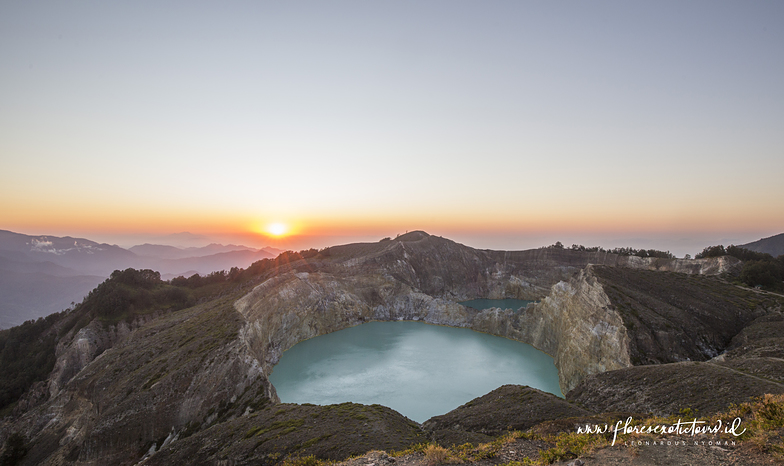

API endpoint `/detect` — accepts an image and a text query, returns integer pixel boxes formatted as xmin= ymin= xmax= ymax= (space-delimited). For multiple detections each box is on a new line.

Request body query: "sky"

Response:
xmin=1 ymin=1 xmax=783 ymax=256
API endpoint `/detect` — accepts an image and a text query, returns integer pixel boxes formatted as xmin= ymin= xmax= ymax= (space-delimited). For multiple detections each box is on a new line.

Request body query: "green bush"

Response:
xmin=741 ymin=260 xmax=783 ymax=291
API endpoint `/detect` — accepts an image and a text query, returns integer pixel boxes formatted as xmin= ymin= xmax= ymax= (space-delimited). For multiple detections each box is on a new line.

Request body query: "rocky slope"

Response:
xmin=422 ymin=385 xmax=592 ymax=446
xmin=567 ymin=360 xmax=784 ymax=416
xmin=523 ymin=265 xmax=772 ymax=393
xmin=593 ymin=266 xmax=771 ymax=364
xmin=551 ymin=274 xmax=784 ymax=417
xmin=144 ymin=403 xmax=426 ymax=465
xmin=3 ymin=294 xmax=273 ymax=465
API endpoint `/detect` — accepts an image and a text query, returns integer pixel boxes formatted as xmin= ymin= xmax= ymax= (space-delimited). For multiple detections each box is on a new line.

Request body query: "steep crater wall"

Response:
xmin=511 ymin=267 xmax=632 ymax=393
xmin=233 ymin=236 xmax=751 ymax=398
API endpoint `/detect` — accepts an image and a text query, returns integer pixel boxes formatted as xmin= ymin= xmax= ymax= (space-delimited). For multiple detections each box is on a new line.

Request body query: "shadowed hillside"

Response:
xmin=741 ymin=232 xmax=784 ymax=257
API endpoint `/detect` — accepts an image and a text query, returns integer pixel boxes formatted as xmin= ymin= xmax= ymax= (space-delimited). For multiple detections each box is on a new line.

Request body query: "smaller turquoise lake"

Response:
xmin=269 ymin=300 xmax=560 ymax=423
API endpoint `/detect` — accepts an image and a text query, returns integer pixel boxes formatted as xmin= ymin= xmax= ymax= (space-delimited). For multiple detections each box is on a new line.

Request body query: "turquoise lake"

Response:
xmin=269 ymin=315 xmax=561 ymax=423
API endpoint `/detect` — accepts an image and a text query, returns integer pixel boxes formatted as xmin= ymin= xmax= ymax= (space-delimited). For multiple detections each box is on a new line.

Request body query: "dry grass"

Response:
xmin=293 ymin=393 xmax=784 ymax=466
xmin=720 ymin=393 xmax=784 ymax=460
xmin=423 ymin=444 xmax=455 ymax=466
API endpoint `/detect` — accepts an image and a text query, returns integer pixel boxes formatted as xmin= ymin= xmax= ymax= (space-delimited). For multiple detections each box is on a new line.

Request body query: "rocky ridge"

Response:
xmin=234 ymin=232 xmax=741 ymax=394
xmin=1 ymin=231 xmax=778 ymax=466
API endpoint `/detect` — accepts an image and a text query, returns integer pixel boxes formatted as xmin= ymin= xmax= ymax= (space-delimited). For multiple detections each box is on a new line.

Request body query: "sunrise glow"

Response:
xmin=266 ymin=223 xmax=289 ymax=238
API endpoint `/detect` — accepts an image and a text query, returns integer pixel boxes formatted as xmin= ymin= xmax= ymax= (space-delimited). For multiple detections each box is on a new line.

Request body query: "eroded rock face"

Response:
xmin=49 ymin=318 xmax=142 ymax=398
xmin=515 ymin=267 xmax=633 ymax=394
xmin=551 ymin=275 xmax=784 ymax=418
xmin=513 ymin=264 xmax=770 ymax=394
xmin=613 ymin=254 xmax=740 ymax=275
xmin=715 ymin=313 xmax=784 ymax=385
xmin=234 ymin=266 xmax=605 ymax=393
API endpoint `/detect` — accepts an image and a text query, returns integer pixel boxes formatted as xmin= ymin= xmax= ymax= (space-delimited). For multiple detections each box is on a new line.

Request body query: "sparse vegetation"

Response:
xmin=170 ymin=270 xmax=234 ymax=289
xmin=723 ymin=393 xmax=784 ymax=459
xmin=245 ymin=419 xmax=305 ymax=439
xmin=423 ymin=444 xmax=453 ymax=465
xmin=696 ymin=245 xmax=784 ymax=291
xmin=278 ymin=454 xmax=328 ymax=466
xmin=383 ymin=394 xmax=784 ymax=464
xmin=545 ymin=242 xmax=675 ymax=259
xmin=536 ymin=430 xmax=608 ymax=464
xmin=242 ymin=250 xmax=319 ymax=278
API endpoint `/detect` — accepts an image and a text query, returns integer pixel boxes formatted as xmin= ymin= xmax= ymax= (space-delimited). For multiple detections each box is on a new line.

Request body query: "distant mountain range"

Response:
xmin=0 ymin=230 xmax=280 ymax=329
xmin=740 ymin=233 xmax=784 ymax=257
xmin=130 ymin=243 xmax=271 ymax=259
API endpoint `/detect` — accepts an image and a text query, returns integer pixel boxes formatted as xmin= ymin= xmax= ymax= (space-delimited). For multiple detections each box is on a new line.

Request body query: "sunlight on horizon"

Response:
xmin=265 ymin=222 xmax=289 ymax=238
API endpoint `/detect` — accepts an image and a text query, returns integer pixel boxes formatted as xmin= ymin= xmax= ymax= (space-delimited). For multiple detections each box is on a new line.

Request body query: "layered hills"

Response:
xmin=0 ymin=230 xmax=277 ymax=329
xmin=1 ymin=231 xmax=782 ymax=465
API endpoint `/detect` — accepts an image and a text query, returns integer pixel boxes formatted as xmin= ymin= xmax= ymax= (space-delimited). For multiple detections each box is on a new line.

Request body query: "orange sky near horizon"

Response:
xmin=2 ymin=197 xmax=780 ymax=234
xmin=2 ymin=193 xmax=782 ymax=255
xmin=3 ymin=176 xmax=782 ymax=238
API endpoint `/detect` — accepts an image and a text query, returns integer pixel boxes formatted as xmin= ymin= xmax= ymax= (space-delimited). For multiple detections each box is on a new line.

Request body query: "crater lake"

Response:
xmin=268 ymin=317 xmax=561 ymax=423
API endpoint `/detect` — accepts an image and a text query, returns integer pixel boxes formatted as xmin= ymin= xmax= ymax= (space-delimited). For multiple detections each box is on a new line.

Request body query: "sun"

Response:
xmin=266 ymin=222 xmax=288 ymax=237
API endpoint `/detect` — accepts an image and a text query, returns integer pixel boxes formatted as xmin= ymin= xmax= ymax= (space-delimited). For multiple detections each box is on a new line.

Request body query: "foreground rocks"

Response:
xmin=145 ymin=403 xmax=426 ymax=465
xmin=423 ymin=385 xmax=591 ymax=445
